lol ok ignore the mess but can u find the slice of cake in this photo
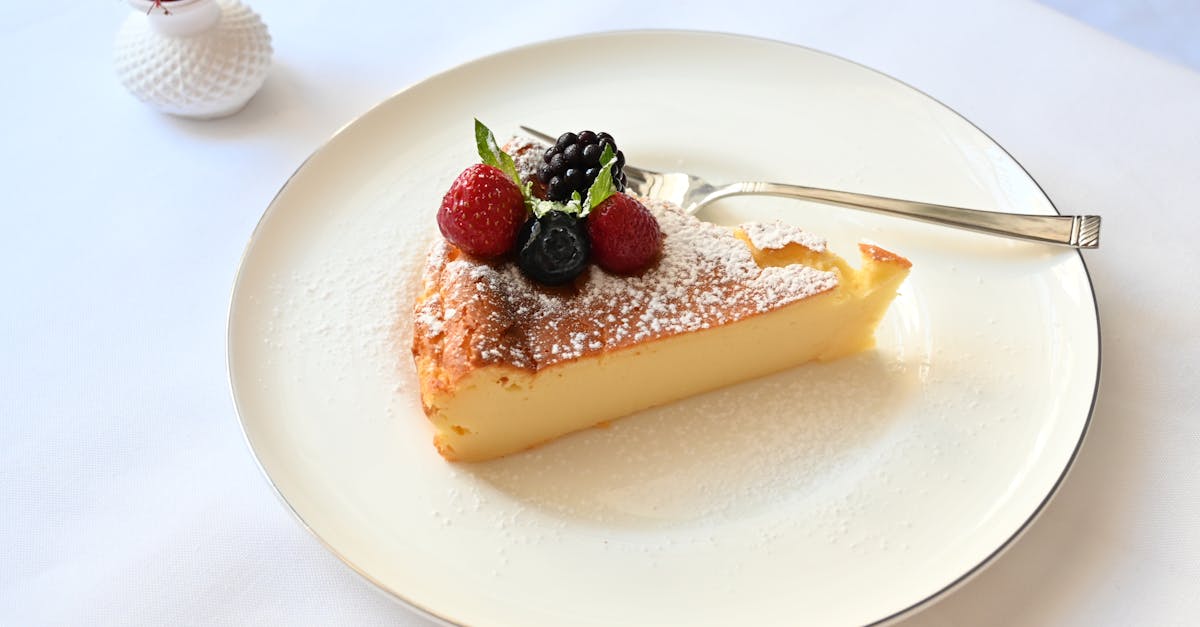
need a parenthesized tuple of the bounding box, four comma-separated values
(409, 123, 910, 462)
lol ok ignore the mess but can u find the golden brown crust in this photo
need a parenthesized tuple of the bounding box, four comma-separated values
(859, 243, 912, 269)
(411, 241, 529, 400)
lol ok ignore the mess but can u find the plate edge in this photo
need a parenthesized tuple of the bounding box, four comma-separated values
(223, 29, 1105, 627)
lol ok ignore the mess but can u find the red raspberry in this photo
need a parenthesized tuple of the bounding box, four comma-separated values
(437, 164, 527, 258)
(586, 193, 663, 274)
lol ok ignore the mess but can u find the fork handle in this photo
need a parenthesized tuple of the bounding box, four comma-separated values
(726, 182, 1100, 248)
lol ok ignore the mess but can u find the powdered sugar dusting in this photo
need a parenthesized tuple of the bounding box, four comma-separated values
(253, 176, 439, 411)
(742, 220, 827, 252)
(507, 134, 546, 178)
(416, 198, 838, 371)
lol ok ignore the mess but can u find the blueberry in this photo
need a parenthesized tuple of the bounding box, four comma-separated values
(577, 130, 598, 145)
(516, 211, 590, 285)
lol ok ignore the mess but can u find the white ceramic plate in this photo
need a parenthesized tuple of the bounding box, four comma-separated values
(229, 32, 1099, 626)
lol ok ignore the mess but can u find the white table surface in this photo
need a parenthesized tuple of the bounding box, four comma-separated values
(3, 1, 1198, 625)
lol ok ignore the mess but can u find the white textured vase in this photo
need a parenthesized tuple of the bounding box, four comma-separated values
(114, 0, 272, 119)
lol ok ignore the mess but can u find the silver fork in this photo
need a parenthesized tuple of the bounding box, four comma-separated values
(520, 126, 1100, 249)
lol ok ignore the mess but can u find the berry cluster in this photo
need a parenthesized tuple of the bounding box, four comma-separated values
(437, 121, 661, 286)
(537, 130, 627, 202)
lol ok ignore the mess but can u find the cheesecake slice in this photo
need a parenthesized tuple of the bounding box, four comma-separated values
(411, 199, 910, 462)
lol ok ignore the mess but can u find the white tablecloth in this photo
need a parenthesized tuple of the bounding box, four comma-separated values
(3, 1, 1198, 625)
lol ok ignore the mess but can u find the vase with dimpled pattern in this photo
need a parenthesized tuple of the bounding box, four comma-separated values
(114, 0, 272, 119)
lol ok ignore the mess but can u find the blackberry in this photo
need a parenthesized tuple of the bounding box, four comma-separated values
(515, 211, 590, 285)
(537, 130, 627, 201)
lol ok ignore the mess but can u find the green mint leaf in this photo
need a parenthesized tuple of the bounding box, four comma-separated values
(474, 118, 521, 186)
(583, 144, 618, 215)
(563, 192, 584, 216)
(529, 198, 560, 219)
(528, 195, 585, 219)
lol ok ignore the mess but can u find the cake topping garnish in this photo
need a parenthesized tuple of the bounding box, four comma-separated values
(537, 130, 627, 201)
(437, 120, 662, 282)
(436, 163, 526, 258)
(474, 118, 526, 189)
(516, 211, 590, 285)
(586, 192, 663, 274)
